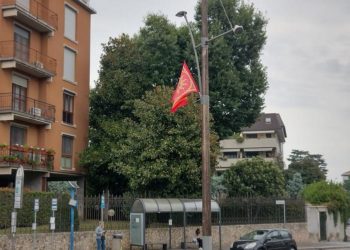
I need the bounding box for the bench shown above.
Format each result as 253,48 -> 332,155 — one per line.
144,243 -> 167,250
181,241 -> 198,249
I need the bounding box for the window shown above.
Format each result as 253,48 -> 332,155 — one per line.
12,83 -> 27,113
223,152 -> 238,159
244,151 -> 259,158
63,91 -> 74,124
280,230 -> 291,239
267,231 -> 281,240
61,135 -> 73,169
10,125 -> 26,145
266,133 -> 272,138
64,5 -> 76,41
266,151 -> 274,158
63,47 -> 76,82
10,125 -> 27,159
265,117 -> 272,124
14,25 -> 30,62
246,134 -> 258,139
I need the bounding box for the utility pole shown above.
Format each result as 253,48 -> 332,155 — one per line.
201,0 -> 212,249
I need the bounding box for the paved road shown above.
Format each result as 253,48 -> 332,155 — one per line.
299,241 -> 350,249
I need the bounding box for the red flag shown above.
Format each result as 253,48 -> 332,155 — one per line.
171,62 -> 199,113
170,96 -> 188,113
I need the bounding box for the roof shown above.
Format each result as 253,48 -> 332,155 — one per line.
242,113 -> 287,142
342,171 -> 350,177
73,0 -> 96,14
131,198 -> 221,213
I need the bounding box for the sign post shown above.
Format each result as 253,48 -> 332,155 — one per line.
68,181 -> 79,250
51,198 -> 57,250
275,200 -> 286,225
100,192 -> 105,222
12,166 -> 24,250
32,198 -> 39,250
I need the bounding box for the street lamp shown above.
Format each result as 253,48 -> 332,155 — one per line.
176,6 -> 242,250
175,12 -> 243,94
175,11 -> 202,96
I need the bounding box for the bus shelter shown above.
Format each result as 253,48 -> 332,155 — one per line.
130,198 -> 221,250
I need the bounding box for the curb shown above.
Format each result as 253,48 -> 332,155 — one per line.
299,246 -> 350,250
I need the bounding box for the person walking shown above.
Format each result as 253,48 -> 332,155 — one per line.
95,221 -> 104,250
101,230 -> 106,250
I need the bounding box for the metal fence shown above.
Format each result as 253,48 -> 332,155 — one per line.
220,197 -> 305,225
80,195 -> 305,231
0,193 -> 73,235
0,193 -> 306,235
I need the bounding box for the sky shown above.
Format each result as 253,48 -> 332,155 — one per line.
89,0 -> 350,181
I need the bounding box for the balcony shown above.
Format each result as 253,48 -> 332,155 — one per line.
0,144 -> 54,172
1,0 -> 57,33
0,40 -> 56,78
0,93 -> 55,125
220,137 -> 280,150
217,157 -> 277,171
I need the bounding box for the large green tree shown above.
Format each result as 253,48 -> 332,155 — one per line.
286,172 -> 304,198
196,0 -> 268,137
86,1 -> 268,193
285,149 -> 327,185
91,1 -> 268,139
82,86 -> 219,196
223,157 -> 285,197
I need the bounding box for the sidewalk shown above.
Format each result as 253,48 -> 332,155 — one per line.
299,241 -> 350,250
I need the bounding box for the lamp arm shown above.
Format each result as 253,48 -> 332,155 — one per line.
184,15 -> 203,96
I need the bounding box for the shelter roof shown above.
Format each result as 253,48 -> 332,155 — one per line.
131,198 -> 220,213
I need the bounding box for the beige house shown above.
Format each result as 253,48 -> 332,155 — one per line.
217,113 -> 287,172
0,0 -> 95,191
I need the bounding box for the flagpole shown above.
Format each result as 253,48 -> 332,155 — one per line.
201,0 -> 212,249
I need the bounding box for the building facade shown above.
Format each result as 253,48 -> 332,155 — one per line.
217,113 -> 287,172
0,0 -> 95,190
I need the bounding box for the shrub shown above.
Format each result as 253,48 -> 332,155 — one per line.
302,181 -> 350,224
0,189 -> 79,232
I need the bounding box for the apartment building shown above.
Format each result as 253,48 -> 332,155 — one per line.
0,0 -> 95,191
217,113 -> 287,172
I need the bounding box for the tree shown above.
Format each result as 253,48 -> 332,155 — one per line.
81,86 -> 219,196
223,157 -> 285,197
286,172 -> 304,198
195,0 -> 268,137
285,149 -> 327,185
211,174 -> 227,200
302,181 -> 350,224
90,2 -> 268,139
86,2 -> 268,193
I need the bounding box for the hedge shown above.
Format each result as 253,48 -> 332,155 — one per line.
0,188 -> 79,232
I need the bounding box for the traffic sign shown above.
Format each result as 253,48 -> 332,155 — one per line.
276,200 -> 285,205
14,166 -> 24,209
52,198 -> 58,211
34,199 -> 39,212
101,195 -> 105,209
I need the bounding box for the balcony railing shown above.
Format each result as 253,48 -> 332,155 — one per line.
1,0 -> 58,30
0,40 -> 56,76
0,93 -> 55,123
0,144 -> 54,171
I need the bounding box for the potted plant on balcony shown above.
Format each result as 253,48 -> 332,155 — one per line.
231,133 -> 244,143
